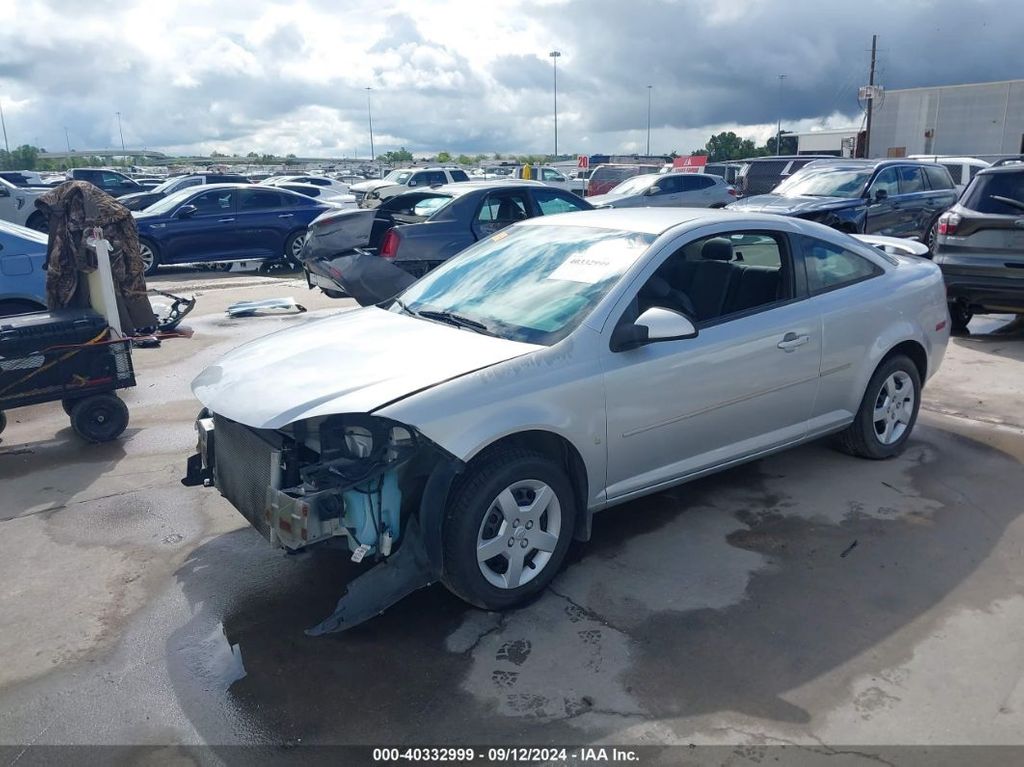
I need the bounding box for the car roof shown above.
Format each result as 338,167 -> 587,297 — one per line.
975,162 -> 1024,176
802,158 -> 941,172
517,207 -> 778,235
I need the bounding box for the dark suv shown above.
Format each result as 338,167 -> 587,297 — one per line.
67,168 -> 147,196
732,155 -> 835,197
933,158 -> 1024,330
728,159 -> 958,245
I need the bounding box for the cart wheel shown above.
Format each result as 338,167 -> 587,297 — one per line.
62,397 -> 82,416
70,394 -> 129,443
0,411 -> 6,435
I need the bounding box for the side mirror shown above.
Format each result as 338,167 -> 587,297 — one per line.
872,188 -> 888,202
408,180 -> 419,187
611,307 -> 697,351
176,204 -> 198,219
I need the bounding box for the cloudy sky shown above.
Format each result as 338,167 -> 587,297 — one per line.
0,0 -> 1020,158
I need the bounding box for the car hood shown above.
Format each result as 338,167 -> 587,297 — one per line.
192,306 -> 541,429
587,192 -> 642,207
349,180 -> 393,193
118,191 -> 159,203
727,193 -> 863,215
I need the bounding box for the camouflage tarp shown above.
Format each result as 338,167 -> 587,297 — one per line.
34,180 -> 157,333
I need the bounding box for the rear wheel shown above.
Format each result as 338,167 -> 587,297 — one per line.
950,302 -> 973,333
835,354 -> 921,460
70,394 -> 129,443
284,230 -> 308,267
0,411 -> 6,435
138,239 -> 160,277
442,448 -> 576,610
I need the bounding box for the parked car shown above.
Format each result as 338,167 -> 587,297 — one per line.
0,220 -> 47,316
349,167 -> 471,206
584,164 -> 661,197
0,177 -> 50,231
301,180 -> 593,304
588,172 -> 735,209
727,159 -> 958,246
66,168 -> 148,197
703,162 -> 744,185
264,181 -> 357,207
909,155 -> 990,193
0,171 -> 55,188
261,175 -> 351,194
933,158 -> 1024,330
133,184 -> 334,275
118,173 -> 251,211
733,155 -> 835,198
185,208 -> 949,632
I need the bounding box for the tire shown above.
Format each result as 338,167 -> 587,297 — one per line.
925,219 -> 939,257
70,394 -> 129,443
284,230 -> 308,267
835,354 -> 922,460
0,411 -> 6,435
0,300 -> 46,318
61,397 -> 83,416
138,238 -> 160,277
950,302 -> 973,333
442,448 -> 576,610
25,212 -> 48,233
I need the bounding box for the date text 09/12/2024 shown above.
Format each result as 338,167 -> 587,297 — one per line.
372,747 -> 641,762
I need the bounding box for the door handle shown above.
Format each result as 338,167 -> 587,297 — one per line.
777,332 -> 810,351
218,217 -> 235,223
277,213 -> 294,218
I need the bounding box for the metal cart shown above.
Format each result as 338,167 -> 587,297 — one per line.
0,229 -> 137,442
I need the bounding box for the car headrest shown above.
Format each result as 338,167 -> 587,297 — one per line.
701,238 -> 734,261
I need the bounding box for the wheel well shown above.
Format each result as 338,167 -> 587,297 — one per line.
883,340 -> 927,381
470,430 -> 591,541
0,299 -> 46,318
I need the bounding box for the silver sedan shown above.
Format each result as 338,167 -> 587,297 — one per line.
187,208 -> 950,632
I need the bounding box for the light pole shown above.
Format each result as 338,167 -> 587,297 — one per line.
646,85 -> 653,156
0,99 -> 10,168
365,87 -> 375,167
64,126 -> 71,153
549,51 -> 561,158
116,111 -> 126,158
776,74 -> 787,156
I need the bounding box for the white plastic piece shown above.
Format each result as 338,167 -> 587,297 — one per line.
351,543 -> 371,563
380,530 -> 393,557
84,227 -> 123,337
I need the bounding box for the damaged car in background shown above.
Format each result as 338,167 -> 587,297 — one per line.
300,179 -> 592,305
184,208 -> 949,634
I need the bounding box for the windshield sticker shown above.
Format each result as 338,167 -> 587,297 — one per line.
548,254 -> 616,283
491,230 -> 509,242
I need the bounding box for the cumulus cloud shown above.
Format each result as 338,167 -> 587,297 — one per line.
0,0 -> 1020,157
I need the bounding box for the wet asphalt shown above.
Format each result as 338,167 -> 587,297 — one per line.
0,270 -> 1022,762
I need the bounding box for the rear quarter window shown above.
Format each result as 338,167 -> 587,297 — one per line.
924,165 -> 955,190
448,170 -> 469,182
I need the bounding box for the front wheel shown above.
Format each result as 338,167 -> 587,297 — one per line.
138,239 -> 160,277
835,354 -> 921,460
284,230 -> 308,267
949,302 -> 973,333
70,394 -> 129,443
442,448 -> 576,610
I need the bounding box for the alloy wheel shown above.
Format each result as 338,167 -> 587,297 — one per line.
139,243 -> 155,272
475,479 -> 562,590
872,371 -> 915,445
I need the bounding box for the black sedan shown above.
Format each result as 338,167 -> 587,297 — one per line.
118,173 -> 251,211
300,180 -> 593,304
728,159 -> 958,249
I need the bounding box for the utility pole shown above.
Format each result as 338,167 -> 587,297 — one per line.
776,74 -> 786,156
64,126 -> 72,153
549,51 -> 561,158
365,87 -> 375,167
864,34 -> 877,158
116,111 -> 126,157
646,85 -> 653,155
0,99 -> 10,168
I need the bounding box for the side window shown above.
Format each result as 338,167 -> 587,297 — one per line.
102,172 -> 125,187
897,165 -> 925,194
178,177 -> 203,190
940,163 -> 963,185
655,176 -> 682,193
800,237 -> 880,294
428,171 -> 447,186
190,189 -> 235,214
541,168 -> 565,182
533,188 -> 589,215
309,178 -> 330,187
967,165 -> 984,181
449,170 -> 469,182
238,189 -> 283,211
474,192 -> 529,235
407,173 -> 426,188
696,175 -> 717,189
924,165 -> 954,190
629,231 -> 791,326
869,167 -> 899,198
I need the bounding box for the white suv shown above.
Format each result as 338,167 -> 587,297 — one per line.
349,167 -> 470,207
0,177 -> 49,231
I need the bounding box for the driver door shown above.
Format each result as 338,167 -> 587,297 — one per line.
601,227 -> 821,500
161,188 -> 239,263
864,167 -> 900,235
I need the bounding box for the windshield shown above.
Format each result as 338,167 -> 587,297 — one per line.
774,167 -> 873,198
383,170 -> 413,184
141,187 -> 203,216
607,174 -> 657,195
393,224 -> 655,345
413,195 -> 453,216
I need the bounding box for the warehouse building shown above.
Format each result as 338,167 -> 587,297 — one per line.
868,79 -> 1024,158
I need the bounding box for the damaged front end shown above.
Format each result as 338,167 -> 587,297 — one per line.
183,410 -> 462,635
